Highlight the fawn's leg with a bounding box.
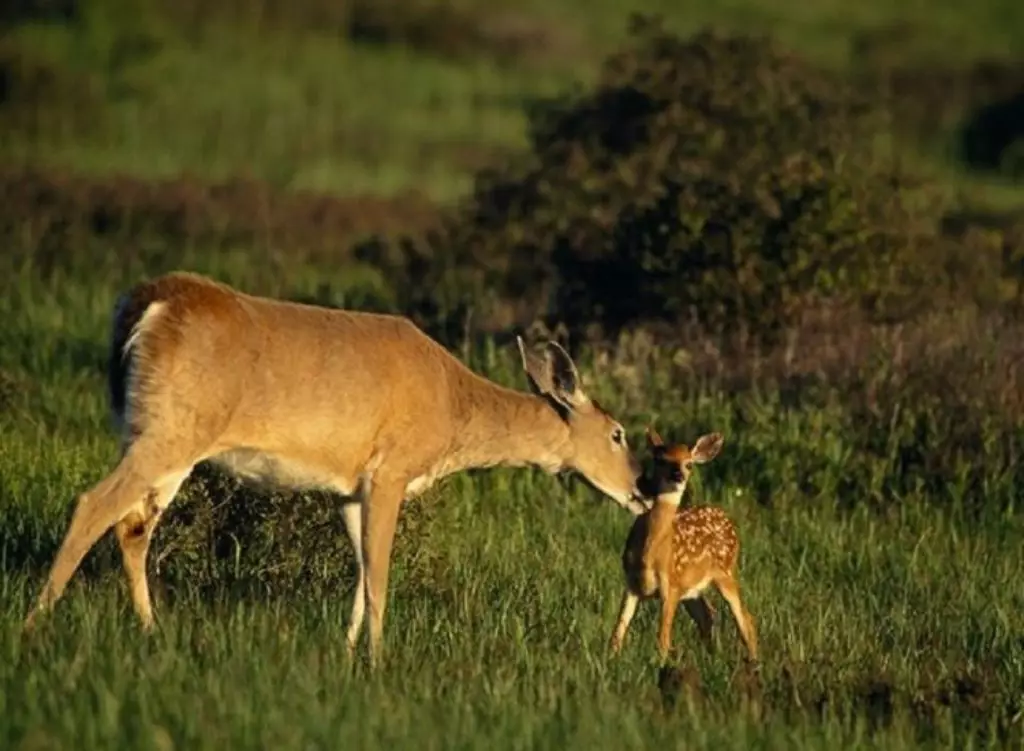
[657,589,682,662]
[714,573,759,662]
[682,595,716,653]
[609,589,640,655]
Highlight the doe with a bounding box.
[22,271,645,666]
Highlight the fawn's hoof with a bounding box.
[21,609,42,636]
[657,662,703,711]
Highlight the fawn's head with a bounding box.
[518,337,642,508]
[642,426,724,505]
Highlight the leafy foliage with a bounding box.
[395,17,1013,338]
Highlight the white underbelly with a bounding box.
[398,452,457,499]
[210,449,451,501]
[681,576,712,600]
[404,474,433,498]
[209,448,358,496]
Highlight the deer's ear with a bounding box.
[691,433,724,464]
[645,424,664,449]
[518,337,590,411]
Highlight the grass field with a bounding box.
[3,274,1022,749]
[2,0,1024,748]
[5,0,1024,200]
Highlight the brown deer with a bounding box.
[609,427,758,664]
[22,271,646,666]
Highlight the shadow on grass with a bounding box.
[655,654,1021,745]
[0,462,444,614]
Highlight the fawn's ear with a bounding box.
[691,433,724,464]
[645,424,665,450]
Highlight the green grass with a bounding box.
[1,271,1022,749]
[514,0,1024,67]
[5,19,559,201]
[4,0,1024,203]
[2,0,1024,746]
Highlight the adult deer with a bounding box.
[23,271,645,665]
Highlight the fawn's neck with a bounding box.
[642,489,685,562]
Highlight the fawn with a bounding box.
[609,426,758,664]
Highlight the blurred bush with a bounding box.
[0,167,441,284]
[961,92,1024,179]
[379,16,1018,340]
[0,39,104,141]
[850,25,1024,174]
[163,0,565,65]
[0,0,78,28]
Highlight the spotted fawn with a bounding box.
[609,426,758,664]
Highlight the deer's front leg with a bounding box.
[341,500,367,656]
[609,588,640,655]
[361,478,405,668]
[657,589,682,662]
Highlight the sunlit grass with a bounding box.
[2,0,1024,746]
[0,269,1021,749]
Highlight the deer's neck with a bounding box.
[448,372,571,475]
[642,492,684,564]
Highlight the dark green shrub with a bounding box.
[0,167,440,283]
[398,16,1005,339]
[961,91,1024,178]
[0,0,78,29]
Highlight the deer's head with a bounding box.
[641,426,724,506]
[518,337,643,512]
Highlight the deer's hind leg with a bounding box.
[682,595,717,653]
[23,440,198,632]
[113,469,192,629]
[713,573,758,662]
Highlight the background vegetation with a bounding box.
[1,0,1023,748]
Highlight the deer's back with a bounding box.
[672,506,739,574]
[113,272,463,487]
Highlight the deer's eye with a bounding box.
[612,428,625,445]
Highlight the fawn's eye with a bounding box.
[612,427,625,445]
